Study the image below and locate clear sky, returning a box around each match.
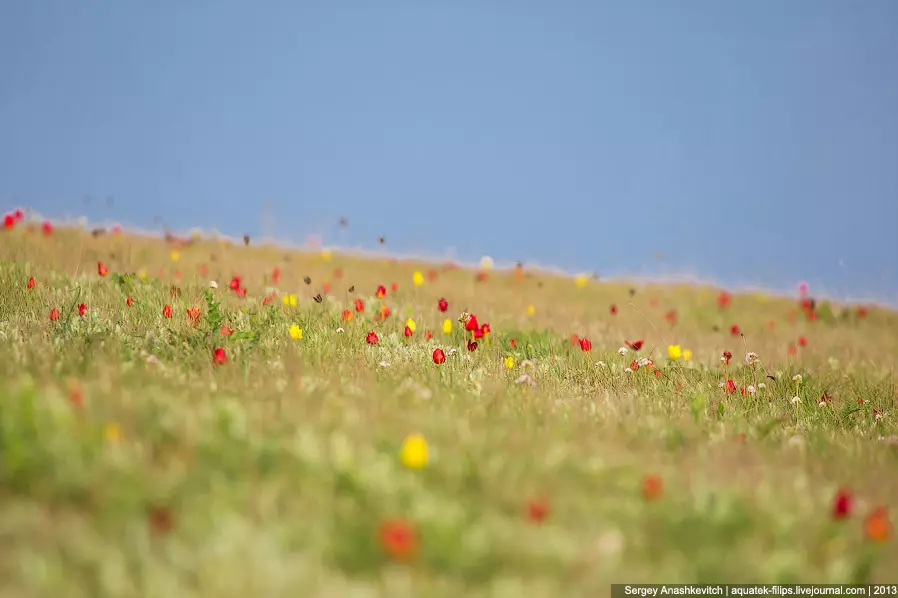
[2,1,897,303]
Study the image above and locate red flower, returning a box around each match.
[438,298,449,312]
[509,339,517,349]
[730,324,741,336]
[220,325,234,336]
[432,348,446,364]
[527,499,550,524]
[424,331,432,341]
[379,305,391,320]
[272,267,281,285]
[630,359,639,371]
[366,331,379,345]
[379,519,417,560]
[626,340,644,351]
[798,336,807,347]
[199,263,209,276]
[236,287,247,298]
[864,506,891,543]
[163,304,173,319]
[186,306,201,327]
[213,347,228,365]
[26,276,35,289]
[610,304,618,315]
[42,221,53,235]
[376,285,387,299]
[355,298,365,312]
[832,488,853,520]
[480,323,491,336]
[97,261,109,277]
[857,306,868,319]
[722,351,732,365]
[404,325,413,338]
[717,291,732,310]
[725,379,737,394]
[787,344,797,356]
[579,337,592,352]
[391,282,399,292]
[465,315,479,332]
[49,308,60,321]
[341,309,353,322]
[3,214,14,229]
[665,310,677,325]
[78,303,88,317]
[474,327,484,339]
[467,340,478,352]
[229,276,242,291]
[126,297,133,306]
[13,209,24,221]
[642,475,664,501]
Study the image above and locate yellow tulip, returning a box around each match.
[526,304,536,316]
[406,318,417,332]
[668,345,682,360]
[401,434,429,469]
[413,271,424,286]
[105,422,121,443]
[170,250,180,262]
[504,356,515,369]
[683,349,693,361]
[289,324,303,340]
[442,319,453,334]
[283,294,297,307]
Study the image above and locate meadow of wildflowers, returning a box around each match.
[0,211,896,597]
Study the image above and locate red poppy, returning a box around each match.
[212,347,228,365]
[579,337,592,352]
[432,348,446,364]
[379,519,417,560]
[626,340,644,351]
[229,276,242,291]
[832,488,853,520]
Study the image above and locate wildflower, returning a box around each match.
[758,383,766,389]
[717,291,732,309]
[857,397,869,406]
[186,306,201,326]
[725,380,737,394]
[433,348,446,364]
[26,276,35,289]
[390,282,398,292]
[355,298,364,312]
[832,488,853,520]
[42,221,53,235]
[163,305,173,319]
[78,303,88,317]
[220,325,234,336]
[413,271,424,286]
[642,475,664,501]
[126,297,133,306]
[380,519,417,560]
[864,506,891,543]
[336,327,344,333]
[626,340,643,351]
[97,261,109,277]
[818,392,832,407]
[526,304,535,316]
[170,250,180,262]
[579,338,592,352]
[212,347,228,365]
[209,280,218,289]
[595,361,606,367]
[229,276,242,291]
[683,349,693,361]
[722,351,732,365]
[289,324,303,340]
[874,409,883,421]
[665,310,677,325]
[404,325,413,338]
[341,309,353,322]
[504,356,514,369]
[575,274,588,288]
[745,385,756,395]
[442,319,452,334]
[514,374,536,386]
[376,285,386,299]
[667,345,682,360]
[283,294,297,307]
[379,305,391,320]
[527,499,550,523]
[467,340,478,352]
[49,308,60,321]
[424,331,432,340]
[480,323,491,336]
[618,347,629,356]
[365,331,379,345]
[791,396,802,405]
[400,434,428,469]
[406,318,416,333]
[610,304,618,315]
[798,336,807,347]
[509,339,517,349]
[464,314,479,332]
[792,374,803,383]
[745,352,760,366]
[730,324,741,336]
[630,359,639,371]
[105,422,121,443]
[438,298,448,312]
[378,360,390,367]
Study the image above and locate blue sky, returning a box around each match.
[2,1,897,303]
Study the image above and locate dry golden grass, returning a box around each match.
[0,224,896,597]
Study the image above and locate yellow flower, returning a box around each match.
[320,249,333,261]
[442,319,453,334]
[283,294,297,307]
[137,268,147,280]
[480,256,494,270]
[668,345,682,360]
[575,274,588,288]
[170,250,180,262]
[683,349,693,361]
[105,422,121,443]
[400,434,428,469]
[504,356,515,369]
[527,304,536,316]
[289,324,303,340]
[406,318,417,332]
[412,271,424,286]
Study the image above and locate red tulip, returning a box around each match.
[432,348,446,364]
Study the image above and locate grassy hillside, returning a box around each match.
[1,220,896,597]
